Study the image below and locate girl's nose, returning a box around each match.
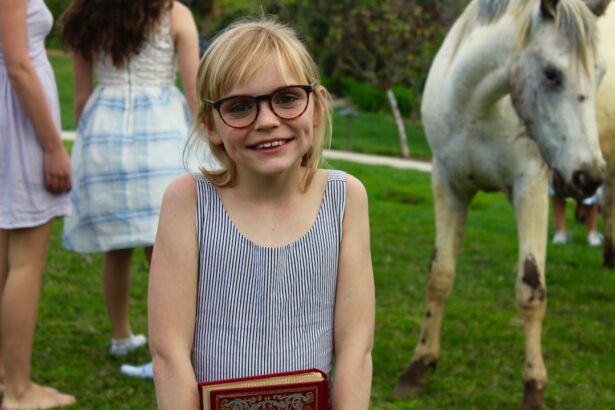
[253,100,280,129]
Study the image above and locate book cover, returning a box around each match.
[199,368,329,410]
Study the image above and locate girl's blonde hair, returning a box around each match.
[188,17,332,189]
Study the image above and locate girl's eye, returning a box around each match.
[225,98,254,114]
[544,67,562,87]
[274,92,301,107]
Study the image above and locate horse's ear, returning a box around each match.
[583,0,611,16]
[540,0,559,20]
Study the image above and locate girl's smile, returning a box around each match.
[249,138,293,150]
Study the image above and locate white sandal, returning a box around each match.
[109,334,147,356]
[120,362,153,379]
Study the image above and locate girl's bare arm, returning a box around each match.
[149,174,200,409]
[0,0,72,193]
[332,174,375,409]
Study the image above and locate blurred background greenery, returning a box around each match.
[44,0,470,159]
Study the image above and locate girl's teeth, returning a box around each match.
[257,140,284,149]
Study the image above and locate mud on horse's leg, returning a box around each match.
[513,173,549,410]
[517,255,548,410]
[395,167,470,397]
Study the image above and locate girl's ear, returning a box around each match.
[319,86,329,98]
[204,119,223,146]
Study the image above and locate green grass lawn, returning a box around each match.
[29,157,614,409]
[336,161,614,410]
[331,110,431,160]
[49,54,76,131]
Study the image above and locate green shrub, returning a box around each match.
[45,0,71,20]
[391,84,415,116]
[340,77,386,112]
[333,77,414,116]
[46,0,71,49]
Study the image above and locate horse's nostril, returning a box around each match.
[572,170,603,197]
[573,171,587,187]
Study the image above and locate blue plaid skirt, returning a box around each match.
[63,84,191,252]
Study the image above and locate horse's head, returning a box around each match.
[510,0,610,200]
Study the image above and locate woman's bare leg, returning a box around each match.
[585,204,599,233]
[103,248,135,340]
[0,223,75,409]
[552,197,567,233]
[0,229,8,390]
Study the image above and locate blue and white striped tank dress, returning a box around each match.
[191,170,346,383]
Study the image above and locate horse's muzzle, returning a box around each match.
[572,169,603,198]
[553,168,604,201]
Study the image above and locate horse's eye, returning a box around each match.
[543,67,562,87]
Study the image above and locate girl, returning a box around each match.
[60,0,199,356]
[0,0,75,408]
[148,18,375,409]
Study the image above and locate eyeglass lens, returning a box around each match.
[219,86,309,128]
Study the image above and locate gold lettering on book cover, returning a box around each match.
[219,391,315,409]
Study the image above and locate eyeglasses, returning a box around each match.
[203,82,317,129]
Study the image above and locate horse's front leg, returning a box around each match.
[395,165,471,397]
[513,171,549,410]
[601,166,615,268]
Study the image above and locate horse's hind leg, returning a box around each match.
[513,173,549,410]
[395,166,470,397]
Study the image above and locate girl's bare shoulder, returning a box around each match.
[322,169,367,203]
[344,173,368,201]
[163,173,198,208]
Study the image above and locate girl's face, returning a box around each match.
[207,60,317,180]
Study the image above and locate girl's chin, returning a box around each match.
[251,159,304,176]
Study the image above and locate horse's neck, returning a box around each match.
[448,16,519,116]
[597,4,615,157]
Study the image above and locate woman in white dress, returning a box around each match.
[61,0,199,357]
[0,0,75,408]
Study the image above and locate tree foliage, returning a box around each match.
[328,0,446,118]
[181,0,213,16]
[44,0,454,123]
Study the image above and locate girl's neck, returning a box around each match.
[232,163,306,203]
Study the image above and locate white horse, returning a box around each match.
[394,1,610,409]
[596,3,615,267]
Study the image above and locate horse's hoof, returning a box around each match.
[520,380,547,410]
[393,358,437,397]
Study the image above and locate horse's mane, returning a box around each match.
[452,0,512,52]
[452,0,599,75]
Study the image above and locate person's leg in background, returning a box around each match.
[552,196,570,244]
[0,224,75,408]
[119,245,154,379]
[0,228,6,391]
[584,187,603,247]
[104,248,147,356]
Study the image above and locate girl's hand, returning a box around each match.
[43,144,72,194]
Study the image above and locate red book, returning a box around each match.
[198,368,329,410]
